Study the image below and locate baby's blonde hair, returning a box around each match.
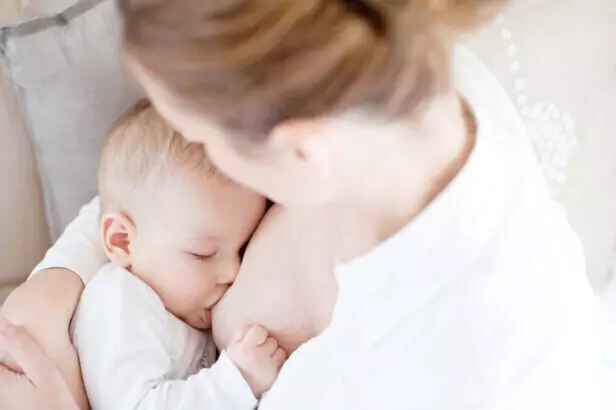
[99,99,219,214]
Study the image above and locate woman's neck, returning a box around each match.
[327,92,476,263]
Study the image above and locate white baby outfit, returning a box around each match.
[72,264,256,410]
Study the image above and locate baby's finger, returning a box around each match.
[244,325,268,346]
[231,325,250,344]
[272,348,287,368]
[261,337,278,356]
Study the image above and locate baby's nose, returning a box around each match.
[217,256,240,285]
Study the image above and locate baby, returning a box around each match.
[72,100,286,410]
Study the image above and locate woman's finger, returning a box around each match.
[0,349,23,374]
[0,370,26,410]
[0,316,59,388]
[0,318,24,374]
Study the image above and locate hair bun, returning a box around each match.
[340,0,389,35]
[343,0,506,36]
[425,0,507,29]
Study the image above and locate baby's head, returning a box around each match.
[99,100,266,329]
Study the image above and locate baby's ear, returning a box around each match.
[101,213,136,269]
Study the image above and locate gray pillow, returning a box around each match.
[0,0,144,240]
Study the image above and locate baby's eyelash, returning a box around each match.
[191,252,217,261]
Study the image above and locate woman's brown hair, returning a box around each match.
[119,0,505,142]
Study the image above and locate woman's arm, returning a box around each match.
[0,196,106,409]
[1,268,88,409]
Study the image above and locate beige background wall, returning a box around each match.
[0,0,23,16]
[0,0,50,301]
[466,0,616,290]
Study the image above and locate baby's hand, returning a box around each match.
[226,325,287,397]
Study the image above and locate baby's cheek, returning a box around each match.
[190,273,220,302]
[159,276,199,307]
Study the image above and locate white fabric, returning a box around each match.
[599,278,616,409]
[256,47,601,410]
[32,48,601,409]
[31,196,105,284]
[72,263,257,410]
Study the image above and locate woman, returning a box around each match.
[0,0,600,409]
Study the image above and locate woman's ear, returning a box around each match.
[272,117,332,173]
[272,118,320,158]
[101,213,136,269]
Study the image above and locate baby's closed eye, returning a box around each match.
[189,252,217,262]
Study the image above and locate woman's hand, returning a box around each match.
[0,269,89,409]
[0,317,81,410]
